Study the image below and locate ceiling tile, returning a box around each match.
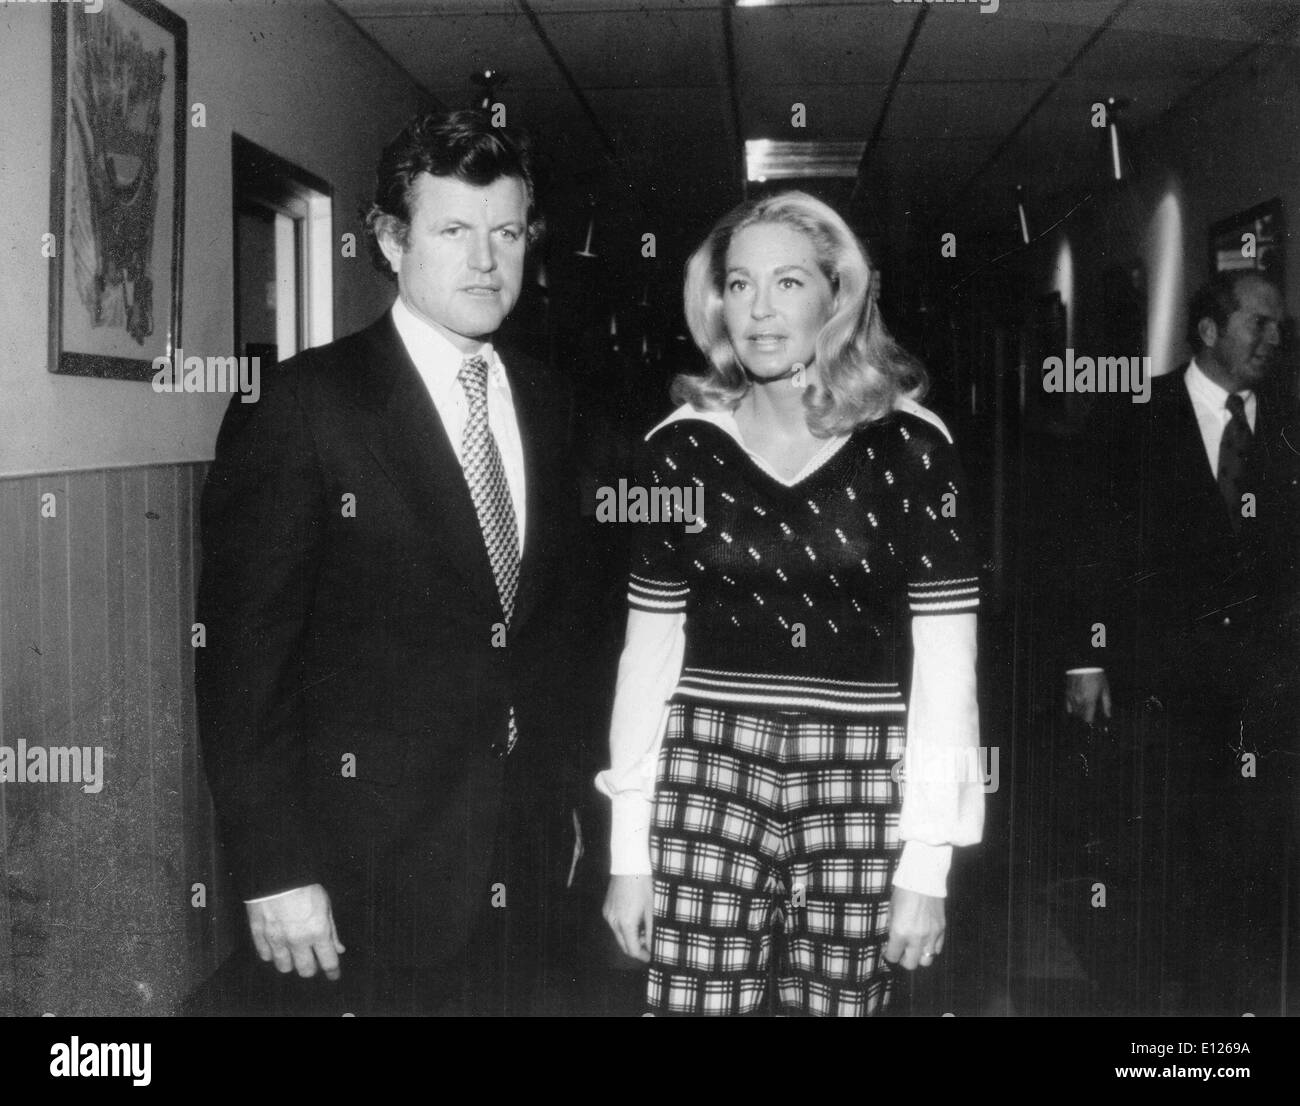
[350,11,563,91]
[1069,24,1251,81]
[879,80,1054,141]
[740,83,888,141]
[904,5,1101,80]
[530,8,727,88]
[1109,0,1300,44]
[339,0,518,13]
[993,0,1136,28]
[594,87,731,142]
[733,3,918,86]
[870,138,993,183]
[1038,78,1204,136]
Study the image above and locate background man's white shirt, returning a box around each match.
[1185,356,1256,475]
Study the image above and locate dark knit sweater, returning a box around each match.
[627,407,980,714]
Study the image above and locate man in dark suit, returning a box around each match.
[195,110,585,1015]
[1059,270,1299,1015]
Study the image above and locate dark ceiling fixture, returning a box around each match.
[469,69,505,111]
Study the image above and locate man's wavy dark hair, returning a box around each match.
[1186,269,1279,350]
[363,108,544,278]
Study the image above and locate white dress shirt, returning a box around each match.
[245,299,527,906]
[595,399,983,898]
[390,295,527,549]
[1185,356,1256,475]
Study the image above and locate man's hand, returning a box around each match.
[246,884,345,980]
[603,874,653,963]
[1064,668,1112,723]
[884,886,945,971]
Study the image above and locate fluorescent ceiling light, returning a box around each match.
[745,139,865,182]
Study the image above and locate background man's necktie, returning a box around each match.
[1218,391,1253,528]
[458,354,521,750]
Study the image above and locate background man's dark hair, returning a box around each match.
[1186,269,1279,350]
[364,108,544,278]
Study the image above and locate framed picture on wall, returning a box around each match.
[47,0,187,381]
[1209,198,1285,295]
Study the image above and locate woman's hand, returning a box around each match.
[884,886,945,970]
[603,874,654,963]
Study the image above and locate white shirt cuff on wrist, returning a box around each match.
[609,795,653,876]
[243,886,307,905]
[892,840,953,898]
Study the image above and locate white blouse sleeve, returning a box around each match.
[594,609,686,876]
[893,611,984,897]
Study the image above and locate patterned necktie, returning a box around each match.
[457,354,521,751]
[1218,392,1253,527]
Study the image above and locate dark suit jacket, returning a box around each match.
[1046,368,1300,1016]
[1068,366,1300,717]
[195,311,588,972]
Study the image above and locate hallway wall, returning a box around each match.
[0,0,426,1015]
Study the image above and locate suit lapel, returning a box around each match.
[346,313,503,618]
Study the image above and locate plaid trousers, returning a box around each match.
[648,700,906,1016]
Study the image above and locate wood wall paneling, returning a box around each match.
[0,463,232,1016]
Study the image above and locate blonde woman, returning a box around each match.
[598,191,983,1016]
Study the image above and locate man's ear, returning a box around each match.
[1197,316,1219,349]
[375,216,407,275]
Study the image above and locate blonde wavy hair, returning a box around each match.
[673,190,926,436]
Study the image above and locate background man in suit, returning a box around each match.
[1059,270,1299,1015]
[195,110,586,1015]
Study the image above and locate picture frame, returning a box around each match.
[47,0,187,381]
[1208,197,1285,294]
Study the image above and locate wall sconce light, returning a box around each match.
[1104,96,1130,182]
[1016,185,1031,245]
[575,214,597,259]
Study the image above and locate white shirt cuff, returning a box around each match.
[892,841,953,898]
[244,886,308,905]
[608,794,653,875]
